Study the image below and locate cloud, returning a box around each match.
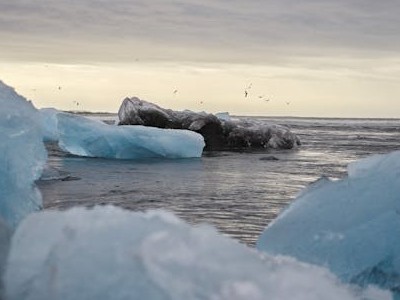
[0,0,399,63]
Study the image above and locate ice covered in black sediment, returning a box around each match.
[118,97,300,151]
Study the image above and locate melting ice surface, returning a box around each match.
[4,206,389,300]
[257,151,400,297]
[41,109,205,159]
[0,81,46,228]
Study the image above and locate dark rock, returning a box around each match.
[260,156,280,161]
[118,97,300,151]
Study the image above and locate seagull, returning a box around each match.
[244,90,248,98]
[58,86,62,90]
[286,101,291,105]
[173,89,178,95]
[264,98,270,102]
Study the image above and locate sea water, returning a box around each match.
[38,116,400,246]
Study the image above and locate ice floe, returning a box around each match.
[257,151,400,297]
[4,206,389,300]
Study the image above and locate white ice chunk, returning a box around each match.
[215,112,231,121]
[57,113,204,159]
[5,206,388,300]
[257,151,400,297]
[0,81,46,228]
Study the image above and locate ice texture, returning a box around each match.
[0,217,11,296]
[39,108,60,142]
[118,97,300,150]
[215,112,231,121]
[57,112,204,159]
[4,206,389,300]
[0,81,46,228]
[257,151,400,297]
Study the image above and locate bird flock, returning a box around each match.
[29,80,291,113]
[244,82,290,105]
[172,83,292,107]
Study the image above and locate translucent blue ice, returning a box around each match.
[0,217,11,296]
[56,112,205,159]
[39,108,59,142]
[5,206,388,300]
[0,81,46,228]
[257,151,400,297]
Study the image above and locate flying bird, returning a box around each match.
[286,101,291,105]
[173,89,178,95]
[244,90,248,98]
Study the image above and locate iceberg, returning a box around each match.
[0,80,46,228]
[257,151,400,297]
[4,206,389,300]
[39,108,60,142]
[215,112,231,121]
[0,217,11,296]
[57,112,204,159]
[39,108,204,159]
[118,97,300,151]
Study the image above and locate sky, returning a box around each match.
[1,0,400,117]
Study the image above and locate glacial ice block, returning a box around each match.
[257,151,400,297]
[0,217,11,292]
[39,108,60,142]
[4,206,389,300]
[0,81,46,228]
[57,112,205,159]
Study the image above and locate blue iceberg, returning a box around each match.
[0,81,46,228]
[41,110,205,159]
[4,206,388,300]
[39,108,60,142]
[257,151,400,297]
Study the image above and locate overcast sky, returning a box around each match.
[1,0,400,117]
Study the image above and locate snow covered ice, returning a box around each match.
[257,151,400,298]
[4,206,389,300]
[0,81,46,228]
[55,112,205,159]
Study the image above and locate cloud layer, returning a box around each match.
[1,0,399,63]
